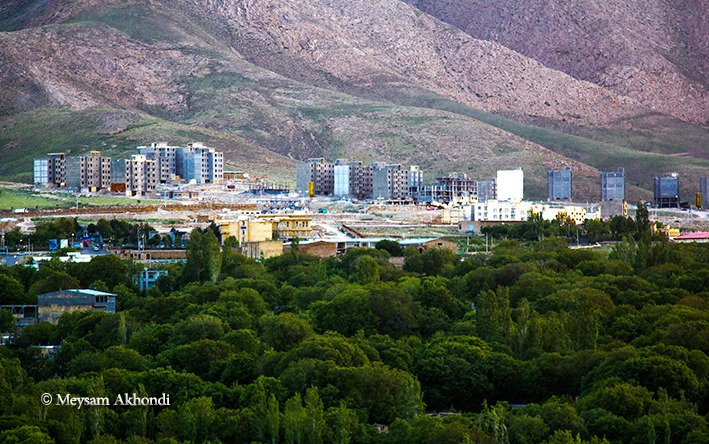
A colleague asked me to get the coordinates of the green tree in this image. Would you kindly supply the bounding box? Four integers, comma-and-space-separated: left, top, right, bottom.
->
284, 393, 307, 444
266, 393, 281, 444
376, 239, 402, 256
259, 313, 313, 351
0, 274, 26, 305
183, 229, 203, 283
635, 202, 651, 238
328, 401, 357, 444
202, 229, 222, 283
476, 401, 508, 444
353, 255, 380, 285
305, 387, 325, 444
0, 426, 54, 444
476, 287, 512, 343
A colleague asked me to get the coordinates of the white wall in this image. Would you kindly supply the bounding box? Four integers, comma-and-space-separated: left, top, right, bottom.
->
496, 169, 524, 202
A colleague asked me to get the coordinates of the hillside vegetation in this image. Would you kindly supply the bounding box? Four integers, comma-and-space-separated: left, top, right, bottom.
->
0, 0, 707, 200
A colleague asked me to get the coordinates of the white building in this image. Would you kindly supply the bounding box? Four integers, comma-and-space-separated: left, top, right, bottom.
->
470, 200, 600, 225
472, 200, 530, 222
496, 168, 524, 202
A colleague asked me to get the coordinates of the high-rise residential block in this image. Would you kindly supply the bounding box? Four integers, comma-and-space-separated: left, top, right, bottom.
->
35, 143, 223, 192
125, 155, 158, 196
600, 168, 626, 201
175, 143, 223, 184
137, 142, 178, 183
476, 179, 496, 202
423, 173, 476, 202
372, 163, 409, 200
700, 178, 708, 209
350, 162, 373, 200
296, 158, 334, 196
65, 151, 111, 192
33, 153, 67, 187
334, 159, 354, 197
654, 173, 680, 208
548, 166, 573, 201
409, 166, 424, 199
496, 168, 524, 202
33, 158, 49, 185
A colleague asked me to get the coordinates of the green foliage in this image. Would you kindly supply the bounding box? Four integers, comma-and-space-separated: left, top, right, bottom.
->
375, 239, 403, 257
2, 235, 709, 443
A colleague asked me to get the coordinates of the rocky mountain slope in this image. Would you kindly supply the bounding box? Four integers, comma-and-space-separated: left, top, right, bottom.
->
404, 0, 709, 126
1, 0, 708, 201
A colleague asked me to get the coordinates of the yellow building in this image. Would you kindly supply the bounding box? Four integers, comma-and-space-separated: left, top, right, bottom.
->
242, 241, 284, 260
219, 219, 273, 245
258, 214, 312, 240
223, 171, 245, 180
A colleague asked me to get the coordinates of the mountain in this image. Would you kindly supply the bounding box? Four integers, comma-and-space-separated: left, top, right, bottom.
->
1, 0, 708, 201
404, 0, 709, 125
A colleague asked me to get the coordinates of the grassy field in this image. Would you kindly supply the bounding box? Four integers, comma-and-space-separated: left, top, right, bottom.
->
0, 188, 70, 211
0, 186, 167, 211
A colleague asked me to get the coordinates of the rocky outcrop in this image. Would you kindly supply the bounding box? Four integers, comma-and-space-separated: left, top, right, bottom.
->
404, 0, 709, 126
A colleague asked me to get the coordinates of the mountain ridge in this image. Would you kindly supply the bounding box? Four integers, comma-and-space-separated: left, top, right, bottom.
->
1, 0, 707, 202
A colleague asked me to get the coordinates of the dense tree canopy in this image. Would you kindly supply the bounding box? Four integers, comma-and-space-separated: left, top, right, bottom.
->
2, 212, 709, 443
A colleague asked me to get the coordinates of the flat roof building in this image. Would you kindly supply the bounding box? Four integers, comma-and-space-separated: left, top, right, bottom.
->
37, 289, 116, 324
548, 166, 572, 202
496, 168, 524, 202
373, 163, 409, 200
654, 173, 680, 208
477, 179, 496, 202
601, 168, 626, 201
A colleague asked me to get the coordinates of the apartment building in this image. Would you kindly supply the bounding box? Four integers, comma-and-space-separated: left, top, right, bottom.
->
64, 151, 112, 192
477, 178, 496, 202
334, 159, 355, 197
125, 154, 158, 196
548, 166, 573, 202
137, 142, 178, 183
296, 158, 335, 196
258, 214, 312, 240
471, 200, 598, 225
654, 173, 680, 208
219, 218, 273, 246
409, 166, 424, 199
373, 163, 409, 200
600, 168, 626, 201
33, 153, 67, 187
350, 162, 373, 200
421, 173, 476, 202
175, 143, 223, 184
496, 168, 524, 202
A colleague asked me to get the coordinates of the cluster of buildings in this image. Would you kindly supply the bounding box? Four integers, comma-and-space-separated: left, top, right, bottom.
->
296, 158, 527, 202
649, 173, 708, 209
298, 158, 709, 212
297, 159, 418, 200
33, 143, 224, 196
217, 213, 313, 259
